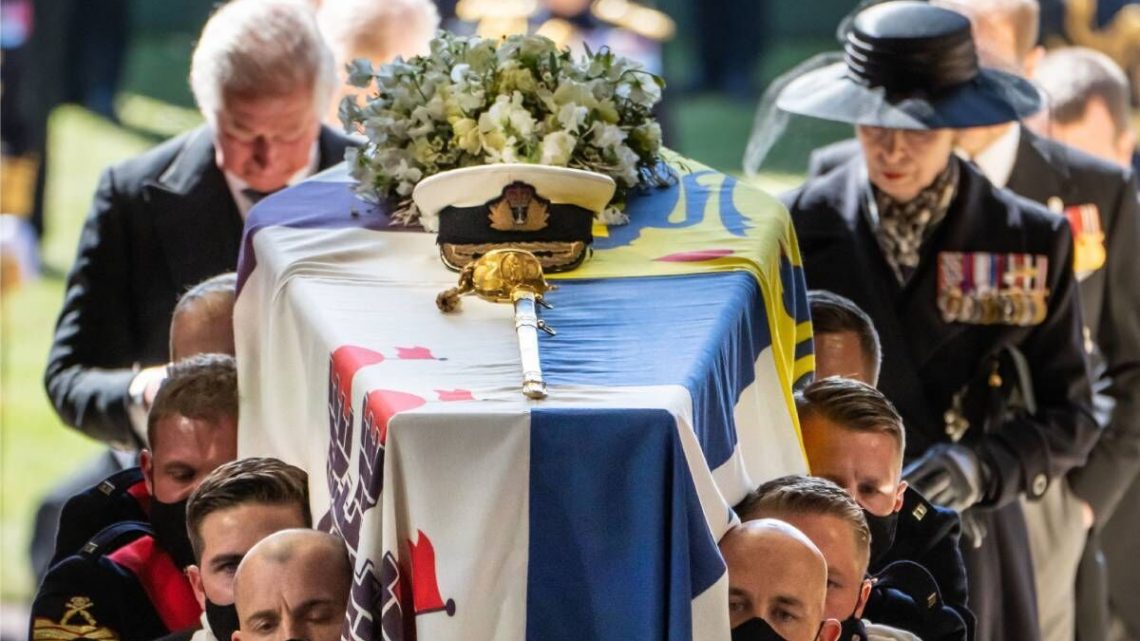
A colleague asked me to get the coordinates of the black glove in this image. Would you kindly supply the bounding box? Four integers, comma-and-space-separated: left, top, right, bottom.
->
903, 443, 986, 513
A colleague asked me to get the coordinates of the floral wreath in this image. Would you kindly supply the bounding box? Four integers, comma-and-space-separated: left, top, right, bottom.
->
340, 31, 673, 231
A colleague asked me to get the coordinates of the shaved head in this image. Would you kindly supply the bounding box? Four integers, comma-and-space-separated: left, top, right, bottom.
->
721, 519, 838, 641
233, 529, 351, 641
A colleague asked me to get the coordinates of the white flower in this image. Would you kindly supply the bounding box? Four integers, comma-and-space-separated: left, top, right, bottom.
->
553, 80, 599, 110
347, 30, 669, 228
345, 58, 375, 88
452, 118, 482, 155
590, 122, 626, 150
479, 92, 536, 141
556, 103, 589, 132
540, 131, 577, 166
612, 144, 641, 186
617, 72, 663, 108
450, 63, 472, 84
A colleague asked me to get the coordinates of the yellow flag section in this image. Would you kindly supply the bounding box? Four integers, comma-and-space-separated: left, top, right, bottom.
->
550, 154, 816, 451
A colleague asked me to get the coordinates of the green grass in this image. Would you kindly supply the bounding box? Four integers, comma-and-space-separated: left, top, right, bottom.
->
1, 106, 155, 600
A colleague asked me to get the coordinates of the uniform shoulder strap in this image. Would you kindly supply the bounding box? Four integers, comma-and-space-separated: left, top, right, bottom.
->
78, 520, 154, 557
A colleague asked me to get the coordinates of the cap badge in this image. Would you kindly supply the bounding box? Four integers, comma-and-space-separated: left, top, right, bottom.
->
489, 182, 550, 232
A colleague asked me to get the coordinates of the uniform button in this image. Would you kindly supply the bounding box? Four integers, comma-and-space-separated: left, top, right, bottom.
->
1032, 474, 1048, 496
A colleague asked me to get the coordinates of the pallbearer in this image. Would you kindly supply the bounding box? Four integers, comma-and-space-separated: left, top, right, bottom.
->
776, 3, 1098, 641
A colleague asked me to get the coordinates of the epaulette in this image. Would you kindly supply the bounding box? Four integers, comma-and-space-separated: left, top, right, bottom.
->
77, 520, 154, 559
52, 467, 149, 565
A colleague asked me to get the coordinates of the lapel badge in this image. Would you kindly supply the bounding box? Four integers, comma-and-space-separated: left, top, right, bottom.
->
1062, 203, 1106, 279
488, 182, 550, 232
938, 252, 1048, 326
912, 503, 928, 521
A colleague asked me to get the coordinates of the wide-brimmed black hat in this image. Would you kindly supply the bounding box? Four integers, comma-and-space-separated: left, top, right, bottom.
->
776, 1, 1042, 130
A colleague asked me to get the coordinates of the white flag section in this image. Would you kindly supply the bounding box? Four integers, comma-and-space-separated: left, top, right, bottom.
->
235, 175, 809, 641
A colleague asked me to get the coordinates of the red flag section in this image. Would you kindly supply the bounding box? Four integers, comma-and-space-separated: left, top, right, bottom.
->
407, 530, 456, 617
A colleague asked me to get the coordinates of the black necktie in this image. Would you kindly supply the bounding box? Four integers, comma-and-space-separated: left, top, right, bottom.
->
242, 187, 281, 204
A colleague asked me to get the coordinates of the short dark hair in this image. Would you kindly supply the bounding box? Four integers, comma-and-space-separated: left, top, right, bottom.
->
147, 353, 238, 448
174, 272, 237, 317
186, 457, 311, 561
796, 376, 905, 458
736, 474, 871, 567
808, 290, 881, 381
1035, 47, 1131, 138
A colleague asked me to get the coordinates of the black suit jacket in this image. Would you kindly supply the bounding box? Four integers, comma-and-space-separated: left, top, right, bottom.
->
783, 157, 1098, 506
1003, 131, 1140, 522
807, 131, 1140, 519
44, 124, 353, 446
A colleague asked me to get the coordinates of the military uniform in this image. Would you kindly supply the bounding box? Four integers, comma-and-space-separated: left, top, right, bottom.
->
782, 156, 1099, 641
49, 465, 149, 567
30, 520, 201, 641
864, 560, 968, 641
807, 126, 1140, 641
870, 487, 972, 636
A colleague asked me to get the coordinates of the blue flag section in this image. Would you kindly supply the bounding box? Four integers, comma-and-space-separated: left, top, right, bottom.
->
540, 273, 769, 471
527, 408, 725, 641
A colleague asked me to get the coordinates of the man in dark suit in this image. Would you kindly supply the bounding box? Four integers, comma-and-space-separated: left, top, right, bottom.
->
44, 0, 354, 449
774, 4, 1098, 641
1033, 46, 1140, 641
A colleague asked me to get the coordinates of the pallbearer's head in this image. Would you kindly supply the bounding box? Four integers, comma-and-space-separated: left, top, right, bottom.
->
233, 529, 351, 641
736, 476, 873, 623
720, 518, 842, 641
808, 291, 880, 386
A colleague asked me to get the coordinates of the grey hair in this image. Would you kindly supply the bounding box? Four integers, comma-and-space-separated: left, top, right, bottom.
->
317, 0, 439, 66
190, 0, 337, 125
1035, 47, 1132, 137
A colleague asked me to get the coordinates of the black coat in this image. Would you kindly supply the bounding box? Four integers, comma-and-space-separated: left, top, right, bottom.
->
809, 132, 1140, 639
43, 124, 354, 446
782, 157, 1099, 641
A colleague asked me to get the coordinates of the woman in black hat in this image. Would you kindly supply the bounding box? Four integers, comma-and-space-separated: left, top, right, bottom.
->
777, 3, 1098, 641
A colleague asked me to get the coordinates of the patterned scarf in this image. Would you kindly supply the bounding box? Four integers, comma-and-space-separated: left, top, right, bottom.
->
872, 158, 959, 283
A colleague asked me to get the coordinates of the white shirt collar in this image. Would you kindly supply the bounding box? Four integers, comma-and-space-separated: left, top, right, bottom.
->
223, 142, 320, 219
192, 610, 219, 641
958, 124, 1021, 188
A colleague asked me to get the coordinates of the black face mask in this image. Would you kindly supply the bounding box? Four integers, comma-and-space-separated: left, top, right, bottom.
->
149, 496, 196, 569
862, 507, 898, 569
839, 614, 869, 641
205, 600, 240, 641
732, 617, 790, 641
